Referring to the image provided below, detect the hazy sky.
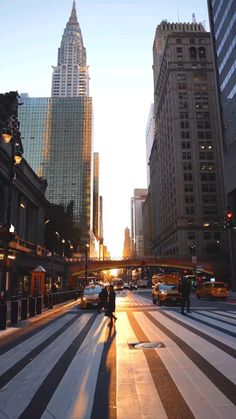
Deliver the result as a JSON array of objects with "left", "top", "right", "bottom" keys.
[{"left": 0, "top": 0, "right": 209, "bottom": 256}]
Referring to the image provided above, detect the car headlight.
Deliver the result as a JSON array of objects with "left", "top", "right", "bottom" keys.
[
  {"left": 82, "top": 297, "right": 87, "bottom": 301},
  {"left": 160, "top": 291, "right": 166, "bottom": 295}
]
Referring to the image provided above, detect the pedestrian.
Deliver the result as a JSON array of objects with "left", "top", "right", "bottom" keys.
[
  {"left": 107, "top": 284, "right": 117, "bottom": 326},
  {"left": 98, "top": 286, "right": 108, "bottom": 313},
  {"left": 178, "top": 276, "right": 191, "bottom": 315}
]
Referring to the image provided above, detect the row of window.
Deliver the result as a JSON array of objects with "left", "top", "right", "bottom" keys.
[{"left": 176, "top": 38, "right": 205, "bottom": 45}]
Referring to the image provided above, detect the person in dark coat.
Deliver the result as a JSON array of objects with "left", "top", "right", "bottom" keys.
[
  {"left": 178, "top": 276, "right": 191, "bottom": 315},
  {"left": 107, "top": 284, "right": 117, "bottom": 326},
  {"left": 98, "top": 286, "right": 108, "bottom": 313}
]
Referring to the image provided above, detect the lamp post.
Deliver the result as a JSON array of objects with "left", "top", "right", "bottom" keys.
[
  {"left": 55, "top": 231, "right": 60, "bottom": 254},
  {"left": 62, "top": 238, "right": 65, "bottom": 258},
  {"left": 85, "top": 243, "right": 89, "bottom": 285},
  {"left": 0, "top": 111, "right": 23, "bottom": 329}
]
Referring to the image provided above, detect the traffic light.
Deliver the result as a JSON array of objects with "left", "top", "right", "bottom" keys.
[{"left": 224, "top": 209, "right": 234, "bottom": 229}]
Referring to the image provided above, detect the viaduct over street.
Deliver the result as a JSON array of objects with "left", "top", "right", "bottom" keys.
[{"left": 67, "top": 257, "right": 215, "bottom": 277}]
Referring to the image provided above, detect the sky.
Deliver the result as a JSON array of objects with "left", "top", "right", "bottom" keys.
[{"left": 0, "top": 0, "right": 209, "bottom": 257}]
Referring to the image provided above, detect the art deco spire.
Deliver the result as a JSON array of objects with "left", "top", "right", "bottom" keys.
[
  {"left": 51, "top": 0, "right": 89, "bottom": 97},
  {"left": 68, "top": 0, "right": 79, "bottom": 27}
]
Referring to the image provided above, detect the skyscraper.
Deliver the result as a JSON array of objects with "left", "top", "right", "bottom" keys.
[
  {"left": 19, "top": 2, "right": 94, "bottom": 251},
  {"left": 131, "top": 189, "right": 147, "bottom": 257},
  {"left": 51, "top": 0, "right": 89, "bottom": 97},
  {"left": 150, "top": 22, "right": 226, "bottom": 262},
  {"left": 208, "top": 0, "right": 236, "bottom": 288},
  {"left": 122, "top": 227, "right": 132, "bottom": 258}
]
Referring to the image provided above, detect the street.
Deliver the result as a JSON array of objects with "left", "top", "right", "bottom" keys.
[{"left": 0, "top": 289, "right": 236, "bottom": 419}]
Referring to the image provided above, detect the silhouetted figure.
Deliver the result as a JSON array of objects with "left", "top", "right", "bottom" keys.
[
  {"left": 107, "top": 285, "right": 117, "bottom": 326},
  {"left": 179, "top": 276, "right": 191, "bottom": 315},
  {"left": 98, "top": 287, "right": 108, "bottom": 313}
]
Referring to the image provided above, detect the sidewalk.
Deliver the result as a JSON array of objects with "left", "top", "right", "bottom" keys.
[
  {"left": 0, "top": 298, "right": 81, "bottom": 339},
  {"left": 228, "top": 290, "right": 236, "bottom": 299}
]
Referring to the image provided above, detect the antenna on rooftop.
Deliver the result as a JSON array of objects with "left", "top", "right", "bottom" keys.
[{"left": 192, "top": 13, "right": 196, "bottom": 23}]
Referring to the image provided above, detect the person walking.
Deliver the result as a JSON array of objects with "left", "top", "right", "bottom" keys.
[
  {"left": 107, "top": 284, "right": 117, "bottom": 326},
  {"left": 178, "top": 276, "right": 191, "bottom": 315},
  {"left": 98, "top": 286, "right": 108, "bottom": 313}
]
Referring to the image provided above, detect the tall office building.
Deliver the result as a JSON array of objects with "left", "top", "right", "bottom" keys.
[
  {"left": 150, "top": 22, "right": 226, "bottom": 261},
  {"left": 131, "top": 189, "right": 147, "bottom": 257},
  {"left": 19, "top": 2, "right": 94, "bottom": 250},
  {"left": 122, "top": 227, "right": 132, "bottom": 258},
  {"left": 208, "top": 0, "right": 236, "bottom": 287},
  {"left": 51, "top": 0, "right": 89, "bottom": 97}
]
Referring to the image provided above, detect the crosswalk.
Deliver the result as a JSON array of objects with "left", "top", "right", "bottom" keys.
[{"left": 0, "top": 302, "right": 236, "bottom": 418}]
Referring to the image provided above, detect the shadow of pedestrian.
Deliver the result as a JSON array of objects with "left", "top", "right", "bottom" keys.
[{"left": 90, "top": 321, "right": 117, "bottom": 418}]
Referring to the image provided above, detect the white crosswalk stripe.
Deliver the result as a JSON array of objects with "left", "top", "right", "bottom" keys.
[{"left": 0, "top": 304, "right": 236, "bottom": 418}]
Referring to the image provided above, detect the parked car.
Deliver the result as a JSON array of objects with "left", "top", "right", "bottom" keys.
[
  {"left": 196, "top": 282, "right": 228, "bottom": 300},
  {"left": 81, "top": 284, "right": 103, "bottom": 309},
  {"left": 152, "top": 283, "right": 182, "bottom": 306}
]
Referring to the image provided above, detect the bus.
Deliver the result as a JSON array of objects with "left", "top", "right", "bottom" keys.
[{"left": 113, "top": 278, "right": 124, "bottom": 291}]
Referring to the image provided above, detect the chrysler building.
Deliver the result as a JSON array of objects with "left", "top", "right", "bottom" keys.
[{"left": 51, "top": 1, "right": 89, "bottom": 97}]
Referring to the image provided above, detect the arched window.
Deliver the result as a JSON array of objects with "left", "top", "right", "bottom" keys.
[
  {"left": 199, "top": 47, "right": 206, "bottom": 58},
  {"left": 190, "top": 47, "right": 197, "bottom": 58}
]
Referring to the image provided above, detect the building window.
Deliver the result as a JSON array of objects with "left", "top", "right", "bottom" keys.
[
  {"left": 186, "top": 206, "right": 195, "bottom": 215},
  {"left": 190, "top": 47, "right": 197, "bottom": 58},
  {"left": 188, "top": 232, "right": 195, "bottom": 239},
  {"left": 182, "top": 151, "right": 192, "bottom": 160},
  {"left": 177, "top": 73, "right": 186, "bottom": 80},
  {"left": 199, "top": 47, "right": 206, "bottom": 58},
  {"left": 182, "top": 141, "right": 190, "bottom": 149},
  {"left": 185, "top": 184, "right": 193, "bottom": 192}
]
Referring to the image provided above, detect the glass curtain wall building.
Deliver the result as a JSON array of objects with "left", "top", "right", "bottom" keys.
[
  {"left": 208, "top": 0, "right": 236, "bottom": 289},
  {"left": 208, "top": 0, "right": 236, "bottom": 199},
  {"left": 19, "top": 96, "right": 93, "bottom": 246}
]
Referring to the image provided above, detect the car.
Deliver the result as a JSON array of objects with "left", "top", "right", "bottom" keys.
[
  {"left": 81, "top": 284, "right": 103, "bottom": 309},
  {"left": 152, "top": 283, "right": 182, "bottom": 306},
  {"left": 123, "top": 282, "right": 130, "bottom": 289},
  {"left": 129, "top": 282, "right": 137, "bottom": 290},
  {"left": 196, "top": 281, "right": 228, "bottom": 300}
]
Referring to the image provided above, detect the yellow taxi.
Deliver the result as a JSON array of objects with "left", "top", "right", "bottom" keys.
[{"left": 196, "top": 281, "right": 228, "bottom": 301}]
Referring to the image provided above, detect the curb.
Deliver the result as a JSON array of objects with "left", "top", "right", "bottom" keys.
[{"left": 0, "top": 298, "right": 81, "bottom": 339}]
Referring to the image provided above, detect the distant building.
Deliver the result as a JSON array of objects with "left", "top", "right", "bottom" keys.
[
  {"left": 131, "top": 189, "right": 147, "bottom": 257},
  {"left": 122, "top": 227, "right": 132, "bottom": 258},
  {"left": 150, "top": 21, "right": 226, "bottom": 261}
]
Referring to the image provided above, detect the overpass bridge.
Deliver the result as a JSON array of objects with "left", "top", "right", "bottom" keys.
[{"left": 67, "top": 257, "right": 214, "bottom": 277}]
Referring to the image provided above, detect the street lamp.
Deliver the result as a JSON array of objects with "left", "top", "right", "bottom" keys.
[
  {"left": 62, "top": 238, "right": 65, "bottom": 258},
  {"left": 85, "top": 243, "right": 89, "bottom": 284},
  {"left": 0, "top": 111, "right": 23, "bottom": 329},
  {"left": 55, "top": 231, "right": 60, "bottom": 254}
]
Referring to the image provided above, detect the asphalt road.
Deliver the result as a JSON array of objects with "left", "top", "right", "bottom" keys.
[{"left": 0, "top": 289, "right": 236, "bottom": 418}]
